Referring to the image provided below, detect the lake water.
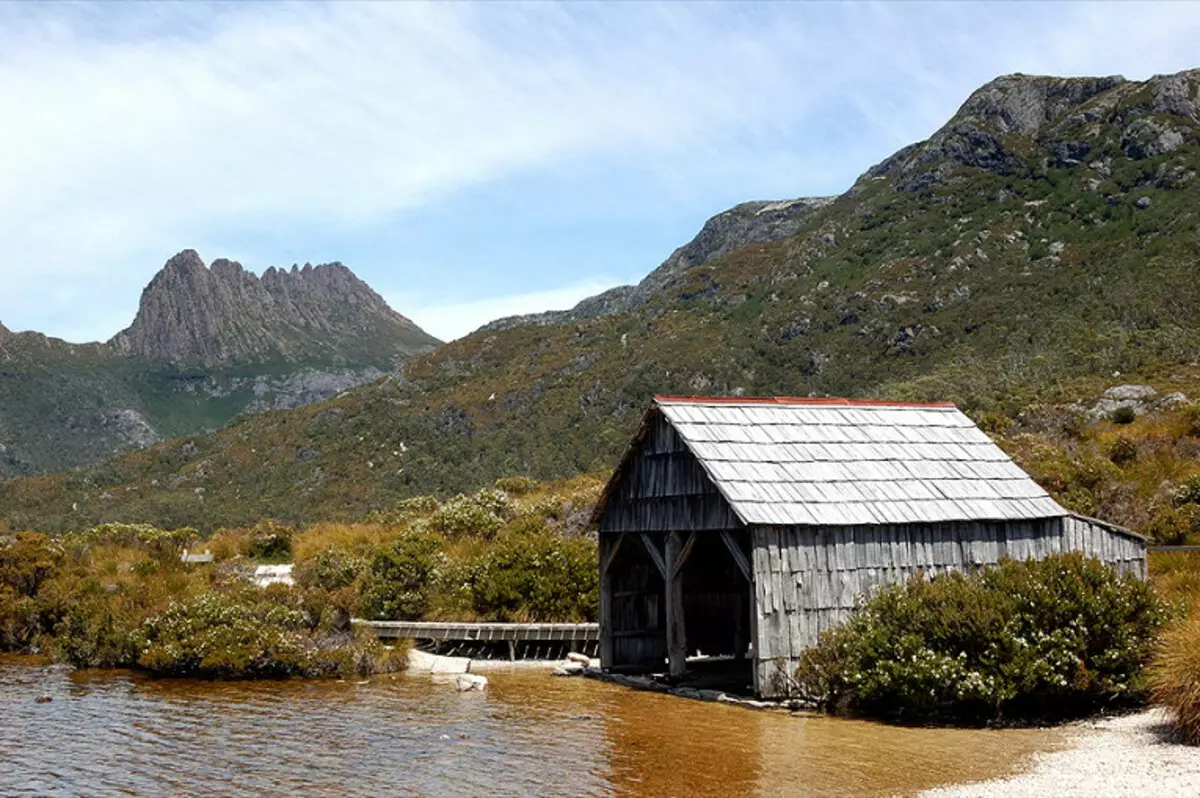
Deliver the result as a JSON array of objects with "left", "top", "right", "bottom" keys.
[{"left": 0, "top": 655, "right": 1062, "bottom": 797}]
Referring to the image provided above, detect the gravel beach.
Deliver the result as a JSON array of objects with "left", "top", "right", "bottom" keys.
[{"left": 922, "top": 709, "right": 1200, "bottom": 798}]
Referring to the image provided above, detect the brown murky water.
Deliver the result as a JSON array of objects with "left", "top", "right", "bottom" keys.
[{"left": 0, "top": 655, "right": 1062, "bottom": 797}]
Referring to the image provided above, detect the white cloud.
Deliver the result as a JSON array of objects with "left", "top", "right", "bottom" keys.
[
  {"left": 1, "top": 2, "right": 1200, "bottom": 341},
  {"left": 395, "top": 277, "right": 620, "bottom": 343}
]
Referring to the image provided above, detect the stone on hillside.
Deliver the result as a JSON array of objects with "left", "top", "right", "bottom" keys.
[
  {"left": 1136, "top": 196, "right": 1152, "bottom": 209},
  {"left": 1158, "top": 392, "right": 1191, "bottom": 410},
  {"left": 1105, "top": 385, "right": 1157, "bottom": 401},
  {"left": 1089, "top": 384, "right": 1158, "bottom": 420}
]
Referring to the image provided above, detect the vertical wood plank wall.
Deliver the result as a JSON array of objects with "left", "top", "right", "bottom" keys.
[
  {"left": 599, "top": 410, "right": 746, "bottom": 669},
  {"left": 751, "top": 516, "right": 1147, "bottom": 697}
]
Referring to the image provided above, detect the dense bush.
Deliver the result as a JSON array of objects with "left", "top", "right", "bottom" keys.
[
  {"left": 296, "top": 545, "right": 364, "bottom": 592},
  {"left": 467, "top": 518, "right": 598, "bottom": 622},
  {"left": 0, "top": 533, "right": 62, "bottom": 597},
  {"left": 356, "top": 532, "right": 442, "bottom": 620},
  {"left": 134, "top": 589, "right": 312, "bottom": 677},
  {"left": 1112, "top": 406, "right": 1137, "bottom": 425},
  {"left": 422, "top": 491, "right": 511, "bottom": 538},
  {"left": 495, "top": 476, "right": 538, "bottom": 495},
  {"left": 1149, "top": 613, "right": 1200, "bottom": 744},
  {"left": 1146, "top": 505, "right": 1200, "bottom": 546},
  {"left": 1107, "top": 435, "right": 1139, "bottom": 466},
  {"left": 794, "top": 554, "right": 1169, "bottom": 723},
  {"left": 68, "top": 523, "right": 196, "bottom": 560},
  {"left": 242, "top": 519, "right": 294, "bottom": 562}
]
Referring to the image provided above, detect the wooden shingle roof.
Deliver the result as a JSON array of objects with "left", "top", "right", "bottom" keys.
[{"left": 651, "top": 395, "right": 1066, "bottom": 527}]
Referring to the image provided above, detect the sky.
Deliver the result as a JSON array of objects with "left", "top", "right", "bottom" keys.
[{"left": 2, "top": 2, "right": 1200, "bottom": 343}]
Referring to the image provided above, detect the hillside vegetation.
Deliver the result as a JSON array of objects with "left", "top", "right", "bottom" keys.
[
  {"left": 3, "top": 69, "right": 1200, "bottom": 536},
  {"left": 0, "top": 477, "right": 600, "bottom": 676}
]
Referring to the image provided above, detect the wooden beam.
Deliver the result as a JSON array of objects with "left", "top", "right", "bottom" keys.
[
  {"left": 639, "top": 533, "right": 668, "bottom": 580},
  {"left": 600, "top": 532, "right": 625, "bottom": 578},
  {"left": 670, "top": 531, "right": 697, "bottom": 580},
  {"left": 664, "top": 530, "right": 687, "bottom": 678},
  {"left": 720, "top": 529, "right": 752, "bottom": 582},
  {"left": 599, "top": 535, "right": 615, "bottom": 670}
]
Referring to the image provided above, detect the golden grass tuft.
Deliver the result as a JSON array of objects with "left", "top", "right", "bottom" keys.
[{"left": 1150, "top": 613, "right": 1200, "bottom": 744}]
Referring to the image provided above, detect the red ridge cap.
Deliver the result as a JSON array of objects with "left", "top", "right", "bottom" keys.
[{"left": 653, "top": 394, "right": 957, "bottom": 409}]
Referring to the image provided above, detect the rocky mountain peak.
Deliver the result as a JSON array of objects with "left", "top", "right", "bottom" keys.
[
  {"left": 954, "top": 73, "right": 1126, "bottom": 137},
  {"left": 862, "top": 68, "right": 1200, "bottom": 192},
  {"left": 108, "top": 250, "right": 439, "bottom": 367}
]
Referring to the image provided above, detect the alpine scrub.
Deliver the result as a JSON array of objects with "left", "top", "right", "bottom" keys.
[{"left": 794, "top": 554, "right": 1170, "bottom": 723}]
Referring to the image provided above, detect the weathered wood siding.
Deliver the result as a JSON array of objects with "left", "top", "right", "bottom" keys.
[
  {"left": 752, "top": 516, "right": 1148, "bottom": 697},
  {"left": 598, "top": 411, "right": 742, "bottom": 535}
]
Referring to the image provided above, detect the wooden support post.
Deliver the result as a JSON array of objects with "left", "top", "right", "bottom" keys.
[
  {"left": 665, "top": 530, "right": 687, "bottom": 678},
  {"left": 599, "top": 534, "right": 617, "bottom": 670},
  {"left": 508, "top": 640, "right": 516, "bottom": 662},
  {"left": 639, "top": 533, "right": 667, "bottom": 580},
  {"left": 720, "top": 530, "right": 752, "bottom": 582}
]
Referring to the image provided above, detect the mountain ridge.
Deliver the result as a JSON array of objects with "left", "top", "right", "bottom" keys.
[
  {"left": 110, "top": 249, "right": 438, "bottom": 367},
  {"left": 5, "top": 66, "right": 1200, "bottom": 531},
  {"left": 0, "top": 251, "right": 439, "bottom": 477}
]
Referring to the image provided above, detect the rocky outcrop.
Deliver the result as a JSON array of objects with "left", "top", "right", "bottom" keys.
[
  {"left": 480, "top": 197, "right": 834, "bottom": 332},
  {"left": 109, "top": 250, "right": 439, "bottom": 367},
  {"left": 1086, "top": 385, "right": 1193, "bottom": 420},
  {"left": 864, "top": 70, "right": 1200, "bottom": 192},
  {"left": 188, "top": 367, "right": 387, "bottom": 413}
]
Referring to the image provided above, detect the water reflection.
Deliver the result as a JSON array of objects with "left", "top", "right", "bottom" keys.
[{"left": 0, "top": 656, "right": 1060, "bottom": 797}]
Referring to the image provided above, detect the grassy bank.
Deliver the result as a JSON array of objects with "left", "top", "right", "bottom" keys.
[{"left": 0, "top": 476, "right": 602, "bottom": 678}]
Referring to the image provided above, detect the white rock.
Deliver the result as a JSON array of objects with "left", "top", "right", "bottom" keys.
[
  {"left": 566, "top": 652, "right": 591, "bottom": 665},
  {"left": 553, "top": 663, "right": 585, "bottom": 677},
  {"left": 406, "top": 649, "right": 470, "bottom": 674},
  {"left": 455, "top": 673, "right": 488, "bottom": 692},
  {"left": 251, "top": 564, "right": 294, "bottom": 587},
  {"left": 1104, "top": 384, "right": 1157, "bottom": 401}
]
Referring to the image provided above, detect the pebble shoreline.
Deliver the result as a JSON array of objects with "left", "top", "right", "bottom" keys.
[{"left": 922, "top": 709, "right": 1200, "bottom": 798}]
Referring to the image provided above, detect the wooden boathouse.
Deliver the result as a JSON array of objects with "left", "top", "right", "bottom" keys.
[{"left": 592, "top": 396, "right": 1147, "bottom": 698}]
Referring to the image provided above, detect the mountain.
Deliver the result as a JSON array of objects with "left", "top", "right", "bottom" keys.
[
  {"left": 4, "top": 67, "right": 1200, "bottom": 532},
  {"left": 109, "top": 250, "right": 433, "bottom": 367},
  {"left": 480, "top": 196, "right": 835, "bottom": 332},
  {"left": 0, "top": 252, "right": 438, "bottom": 478}
]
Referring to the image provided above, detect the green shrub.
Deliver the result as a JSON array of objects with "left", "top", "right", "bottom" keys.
[
  {"left": 1147, "top": 505, "right": 1200, "bottom": 546},
  {"left": 243, "top": 519, "right": 294, "bottom": 562},
  {"left": 0, "top": 587, "right": 40, "bottom": 650},
  {"left": 1111, "top": 406, "right": 1137, "bottom": 425},
  {"left": 1150, "top": 613, "right": 1200, "bottom": 744},
  {"left": 495, "top": 476, "right": 538, "bottom": 495},
  {"left": 51, "top": 583, "right": 141, "bottom": 668},
  {"left": 423, "top": 491, "right": 510, "bottom": 538},
  {"left": 356, "top": 532, "right": 441, "bottom": 620},
  {"left": 1174, "top": 477, "right": 1200, "bottom": 508},
  {"left": 134, "top": 589, "right": 312, "bottom": 678},
  {"left": 296, "top": 546, "right": 364, "bottom": 592},
  {"left": 794, "top": 554, "right": 1169, "bottom": 722},
  {"left": 0, "top": 533, "right": 62, "bottom": 596},
  {"left": 71, "top": 524, "right": 196, "bottom": 559},
  {"left": 1107, "top": 435, "right": 1139, "bottom": 466},
  {"left": 468, "top": 519, "right": 598, "bottom": 622}
]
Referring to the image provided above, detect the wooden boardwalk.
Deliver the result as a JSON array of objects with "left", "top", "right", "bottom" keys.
[{"left": 354, "top": 620, "right": 599, "bottom": 643}]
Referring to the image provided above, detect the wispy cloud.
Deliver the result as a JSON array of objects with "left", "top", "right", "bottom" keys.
[
  {"left": 395, "top": 277, "right": 620, "bottom": 343},
  {"left": 1, "top": 2, "right": 1199, "bottom": 341}
]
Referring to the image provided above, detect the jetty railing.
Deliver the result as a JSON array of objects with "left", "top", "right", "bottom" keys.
[{"left": 353, "top": 620, "right": 598, "bottom": 642}]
